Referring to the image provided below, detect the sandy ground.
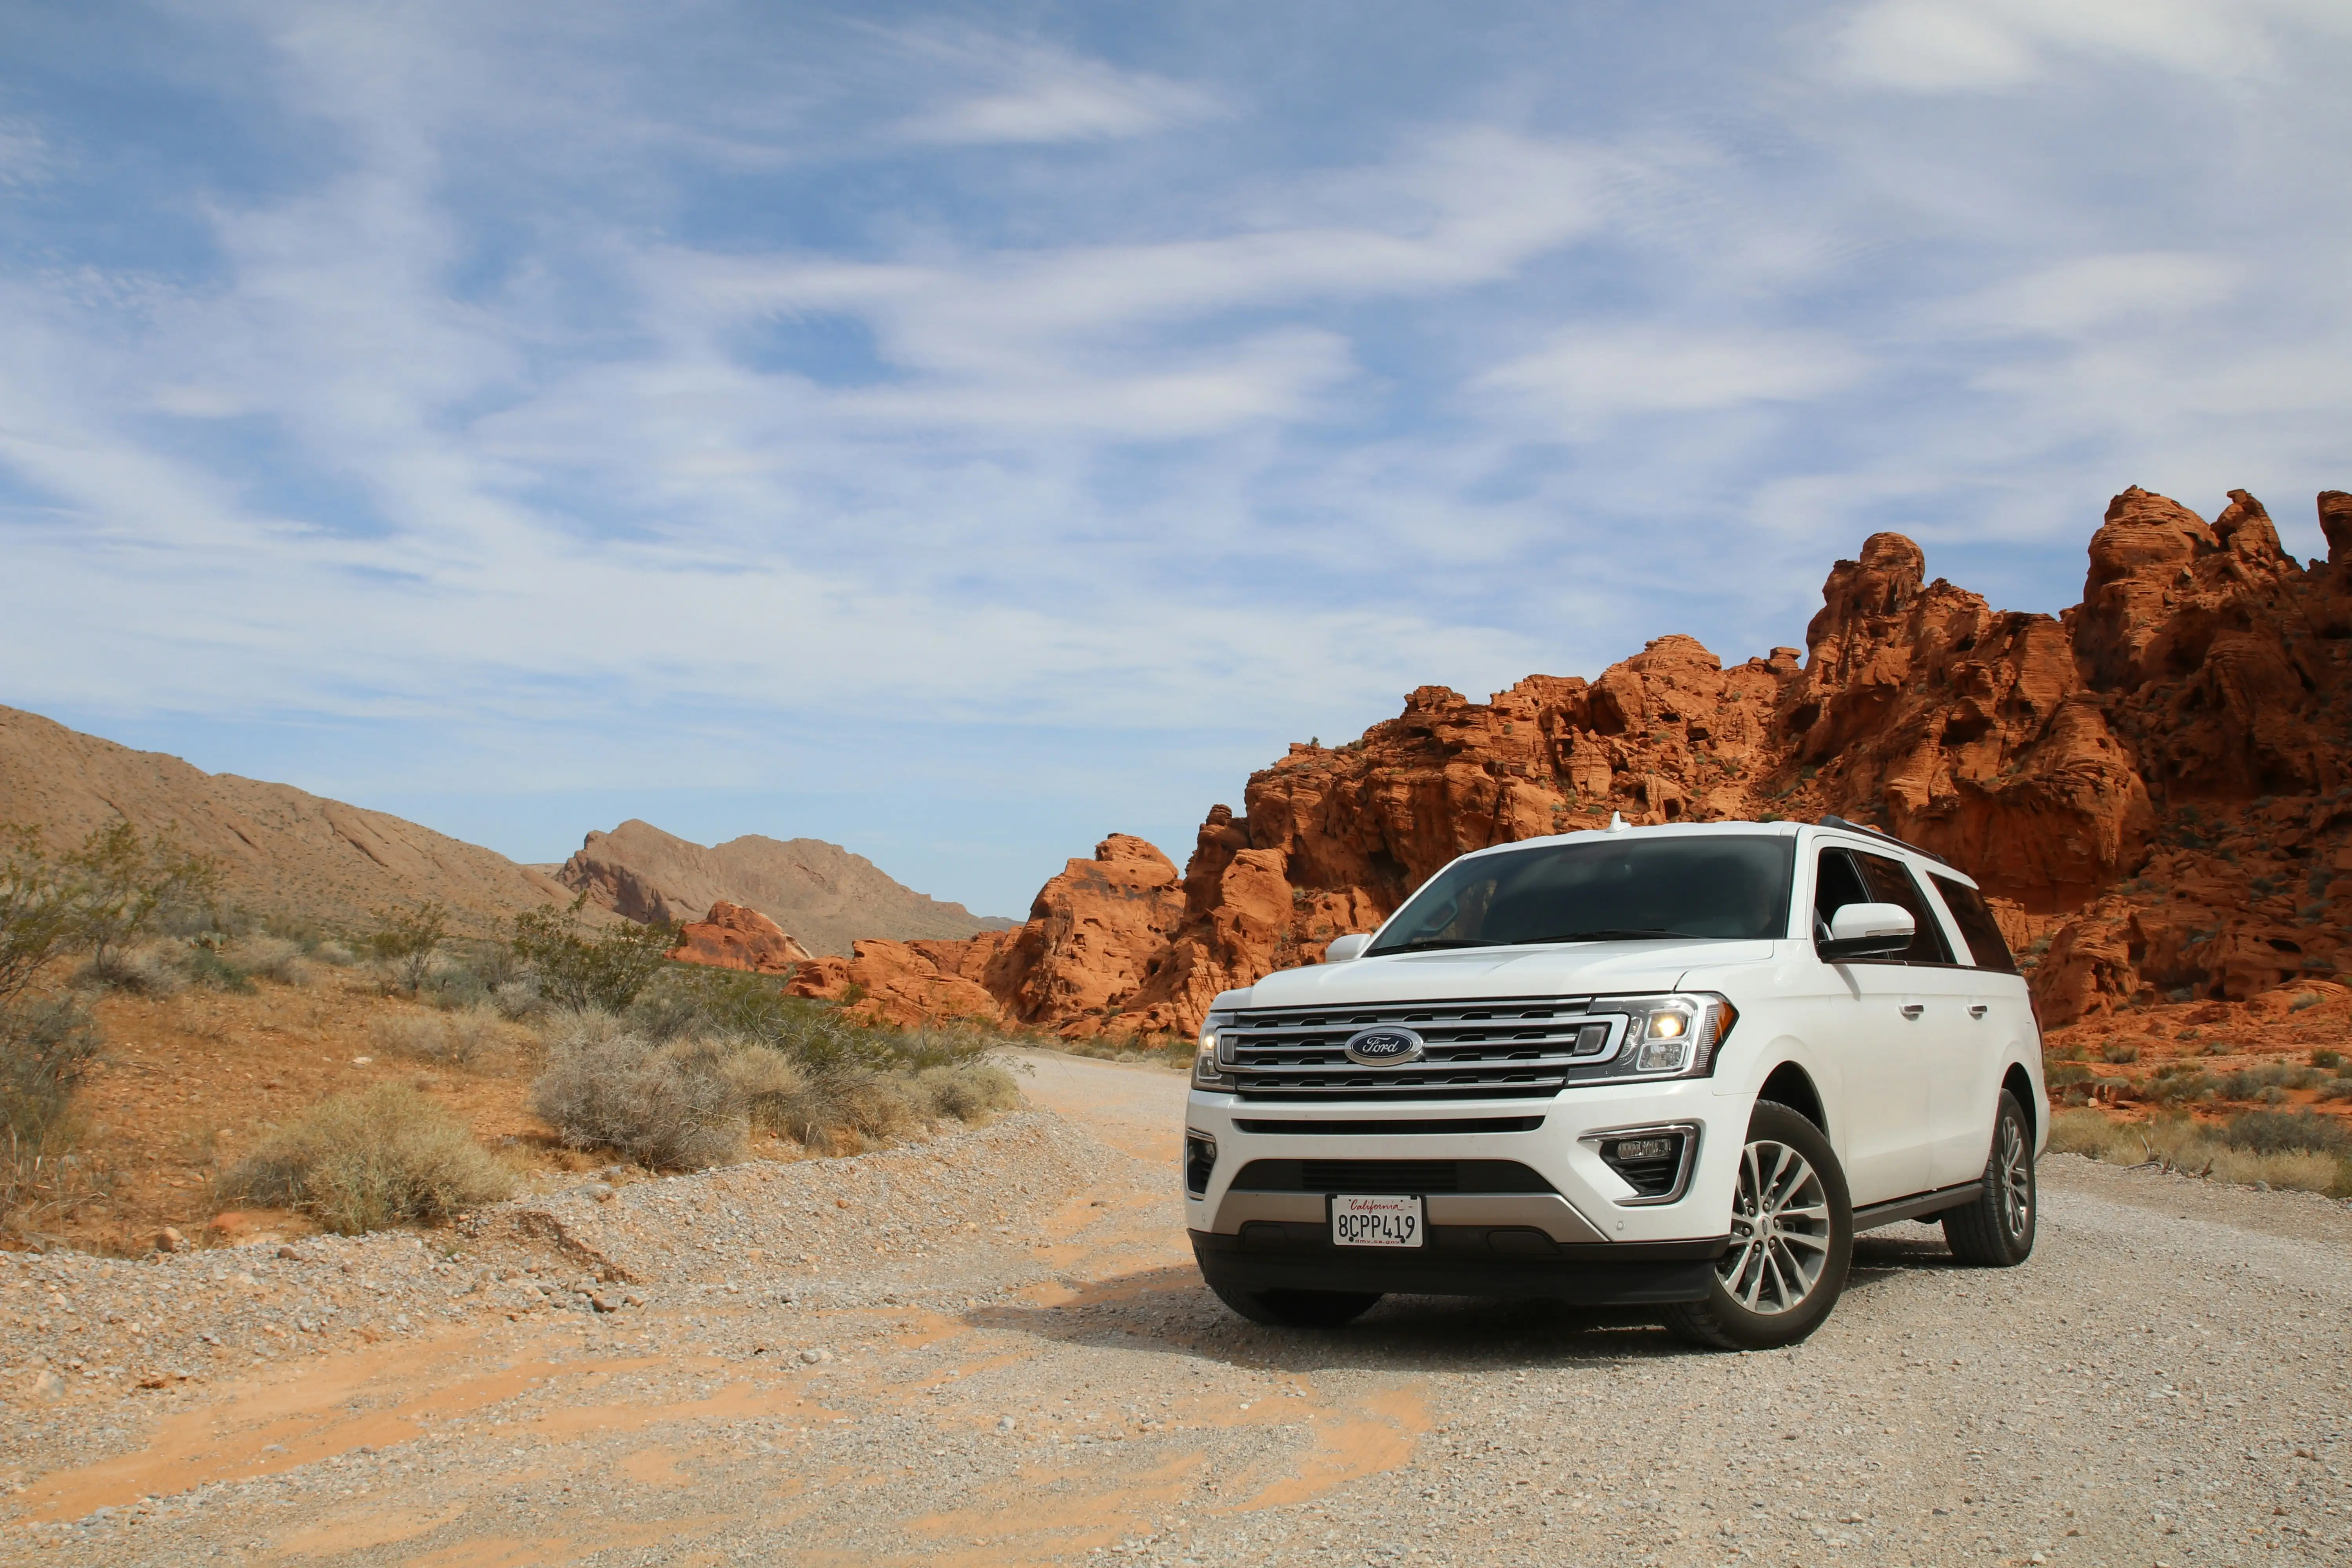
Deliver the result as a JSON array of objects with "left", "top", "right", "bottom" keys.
[{"left": 7, "top": 1051, "right": 2352, "bottom": 1567}]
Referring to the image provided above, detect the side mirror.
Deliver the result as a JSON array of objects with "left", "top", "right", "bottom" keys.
[
  {"left": 1818, "top": 902, "right": 1915, "bottom": 962},
  {"left": 1325, "top": 933, "right": 1372, "bottom": 963}
]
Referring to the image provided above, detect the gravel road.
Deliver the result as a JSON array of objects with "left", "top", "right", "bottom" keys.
[{"left": 6, "top": 1052, "right": 2352, "bottom": 1567}]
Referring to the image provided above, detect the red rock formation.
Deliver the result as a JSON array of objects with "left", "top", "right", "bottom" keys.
[
  {"left": 847, "top": 486, "right": 2352, "bottom": 1043},
  {"left": 668, "top": 901, "right": 813, "bottom": 975}
]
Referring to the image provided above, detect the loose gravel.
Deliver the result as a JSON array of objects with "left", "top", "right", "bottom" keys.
[{"left": 5, "top": 1065, "right": 2352, "bottom": 1567}]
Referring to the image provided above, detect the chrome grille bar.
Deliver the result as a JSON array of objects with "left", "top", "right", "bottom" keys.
[{"left": 1219, "top": 996, "right": 1626, "bottom": 1102}]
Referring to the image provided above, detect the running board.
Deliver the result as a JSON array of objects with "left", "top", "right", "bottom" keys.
[{"left": 1853, "top": 1183, "right": 1978, "bottom": 1232}]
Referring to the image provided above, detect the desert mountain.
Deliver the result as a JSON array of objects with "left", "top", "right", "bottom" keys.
[
  {"left": 776, "top": 485, "right": 2352, "bottom": 1038},
  {"left": 558, "top": 819, "right": 1016, "bottom": 958},
  {"left": 0, "top": 704, "right": 573, "bottom": 927}
]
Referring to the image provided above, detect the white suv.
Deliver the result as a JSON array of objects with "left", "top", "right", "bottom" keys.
[{"left": 1183, "top": 816, "right": 2044, "bottom": 1349}]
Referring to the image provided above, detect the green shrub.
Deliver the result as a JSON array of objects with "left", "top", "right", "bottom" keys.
[
  {"left": 2313, "top": 1048, "right": 2343, "bottom": 1070},
  {"left": 2044, "top": 1062, "right": 2094, "bottom": 1089},
  {"left": 223, "top": 1083, "right": 514, "bottom": 1233},
  {"left": 2, "top": 996, "right": 102, "bottom": 1154},
  {"left": 368, "top": 902, "right": 448, "bottom": 996},
  {"left": 183, "top": 945, "right": 254, "bottom": 993},
  {"left": 511, "top": 899, "right": 679, "bottom": 1013},
  {"left": 2101, "top": 1042, "right": 2140, "bottom": 1065}
]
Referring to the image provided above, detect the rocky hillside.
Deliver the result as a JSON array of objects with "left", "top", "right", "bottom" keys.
[
  {"left": 0, "top": 705, "right": 572, "bottom": 928},
  {"left": 784, "top": 485, "right": 2352, "bottom": 1039},
  {"left": 559, "top": 819, "right": 1016, "bottom": 958}
]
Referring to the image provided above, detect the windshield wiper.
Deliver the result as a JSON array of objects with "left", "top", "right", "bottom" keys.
[
  {"left": 1374, "top": 938, "right": 1497, "bottom": 954},
  {"left": 1511, "top": 927, "right": 1694, "bottom": 944}
]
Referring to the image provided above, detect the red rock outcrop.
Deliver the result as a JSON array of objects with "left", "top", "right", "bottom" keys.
[
  {"left": 668, "top": 901, "right": 814, "bottom": 975},
  {"left": 847, "top": 486, "right": 2352, "bottom": 1042}
]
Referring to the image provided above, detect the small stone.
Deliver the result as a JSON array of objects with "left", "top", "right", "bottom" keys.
[{"left": 154, "top": 1228, "right": 187, "bottom": 1254}]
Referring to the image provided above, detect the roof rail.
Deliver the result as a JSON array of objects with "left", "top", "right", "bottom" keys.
[{"left": 1815, "top": 814, "right": 1949, "bottom": 865}]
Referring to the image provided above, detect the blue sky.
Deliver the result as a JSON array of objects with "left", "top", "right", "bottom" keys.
[{"left": 3, "top": 1, "right": 2349, "bottom": 917}]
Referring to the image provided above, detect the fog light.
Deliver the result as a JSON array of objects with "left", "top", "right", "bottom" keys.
[
  {"left": 1184, "top": 1132, "right": 1217, "bottom": 1197},
  {"left": 1587, "top": 1124, "right": 1698, "bottom": 1203}
]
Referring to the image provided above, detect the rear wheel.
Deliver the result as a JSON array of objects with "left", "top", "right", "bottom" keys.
[
  {"left": 1942, "top": 1090, "right": 2036, "bottom": 1267},
  {"left": 1662, "top": 1102, "right": 1853, "bottom": 1351},
  {"left": 1208, "top": 1283, "right": 1382, "bottom": 1328}
]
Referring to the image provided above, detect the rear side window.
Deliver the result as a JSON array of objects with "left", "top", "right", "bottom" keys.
[{"left": 1929, "top": 874, "right": 2020, "bottom": 974}]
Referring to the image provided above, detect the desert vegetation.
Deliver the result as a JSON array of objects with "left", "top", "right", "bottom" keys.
[
  {"left": 219, "top": 1081, "right": 516, "bottom": 1233},
  {"left": 2049, "top": 1106, "right": 2352, "bottom": 1197}
]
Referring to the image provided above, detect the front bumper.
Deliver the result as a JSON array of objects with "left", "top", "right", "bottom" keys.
[
  {"left": 1184, "top": 1078, "right": 1743, "bottom": 1249},
  {"left": 1191, "top": 1228, "right": 1724, "bottom": 1304}
]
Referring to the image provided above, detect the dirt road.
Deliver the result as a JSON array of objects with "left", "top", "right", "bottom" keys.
[{"left": 8, "top": 1052, "right": 2352, "bottom": 1566}]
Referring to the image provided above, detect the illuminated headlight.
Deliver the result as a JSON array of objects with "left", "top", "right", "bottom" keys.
[
  {"left": 1592, "top": 993, "right": 1738, "bottom": 1078},
  {"left": 1194, "top": 1012, "right": 1234, "bottom": 1089}
]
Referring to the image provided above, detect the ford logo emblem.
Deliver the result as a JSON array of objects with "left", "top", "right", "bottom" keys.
[{"left": 1343, "top": 1026, "right": 1426, "bottom": 1066}]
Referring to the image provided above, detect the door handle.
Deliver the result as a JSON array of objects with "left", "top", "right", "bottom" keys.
[
  {"left": 1969, "top": 1004, "right": 1989, "bottom": 1019},
  {"left": 1900, "top": 1004, "right": 1924, "bottom": 1020}
]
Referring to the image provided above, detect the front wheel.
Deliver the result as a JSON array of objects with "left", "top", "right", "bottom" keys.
[
  {"left": 1941, "top": 1090, "right": 2036, "bottom": 1267},
  {"left": 1662, "top": 1102, "right": 1853, "bottom": 1351},
  {"left": 1208, "top": 1282, "right": 1382, "bottom": 1328}
]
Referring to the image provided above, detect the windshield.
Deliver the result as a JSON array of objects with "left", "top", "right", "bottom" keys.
[{"left": 1365, "top": 835, "right": 1795, "bottom": 955}]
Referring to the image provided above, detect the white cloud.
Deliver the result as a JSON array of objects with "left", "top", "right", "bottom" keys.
[
  {"left": 1476, "top": 326, "right": 1870, "bottom": 428},
  {"left": 1960, "top": 252, "right": 2240, "bottom": 337},
  {"left": 897, "top": 50, "right": 1219, "bottom": 144},
  {"left": 1832, "top": 0, "right": 2294, "bottom": 91}
]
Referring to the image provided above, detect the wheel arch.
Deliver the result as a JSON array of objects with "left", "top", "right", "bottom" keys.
[
  {"left": 1755, "top": 1060, "right": 1828, "bottom": 1136},
  {"left": 2002, "top": 1060, "right": 2039, "bottom": 1148}
]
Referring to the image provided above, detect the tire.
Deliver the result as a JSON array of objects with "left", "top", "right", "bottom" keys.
[
  {"left": 1942, "top": 1090, "right": 2036, "bottom": 1267},
  {"left": 1208, "top": 1282, "right": 1382, "bottom": 1328},
  {"left": 1662, "top": 1102, "right": 1854, "bottom": 1351}
]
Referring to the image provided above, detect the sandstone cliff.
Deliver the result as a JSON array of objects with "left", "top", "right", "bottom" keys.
[
  {"left": 786, "top": 485, "right": 2352, "bottom": 1040},
  {"left": 558, "top": 819, "right": 1016, "bottom": 958},
  {"left": 0, "top": 704, "right": 574, "bottom": 928}
]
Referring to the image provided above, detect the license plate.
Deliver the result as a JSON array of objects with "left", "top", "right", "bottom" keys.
[{"left": 1330, "top": 1194, "right": 1424, "bottom": 1248}]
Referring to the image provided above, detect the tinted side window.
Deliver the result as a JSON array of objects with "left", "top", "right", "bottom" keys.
[
  {"left": 1929, "top": 874, "right": 2020, "bottom": 974},
  {"left": 1852, "top": 851, "right": 1956, "bottom": 964},
  {"left": 1811, "top": 848, "right": 1872, "bottom": 939}
]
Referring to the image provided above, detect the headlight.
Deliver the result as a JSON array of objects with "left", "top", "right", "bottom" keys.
[
  {"left": 1590, "top": 993, "right": 1737, "bottom": 1078},
  {"left": 1194, "top": 1012, "right": 1234, "bottom": 1089}
]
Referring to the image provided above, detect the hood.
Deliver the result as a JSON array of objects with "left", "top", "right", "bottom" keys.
[{"left": 1227, "top": 938, "right": 1781, "bottom": 1010}]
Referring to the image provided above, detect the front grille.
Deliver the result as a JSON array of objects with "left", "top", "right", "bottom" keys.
[
  {"left": 1219, "top": 996, "right": 1623, "bottom": 1101},
  {"left": 1230, "top": 1159, "right": 1556, "bottom": 1194}
]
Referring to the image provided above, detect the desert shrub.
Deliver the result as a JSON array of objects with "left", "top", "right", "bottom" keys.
[
  {"left": 2320, "top": 1077, "right": 2352, "bottom": 1102},
  {"left": 2214, "top": 1063, "right": 2320, "bottom": 1099},
  {"left": 2101, "top": 1042, "right": 2140, "bottom": 1065},
  {"left": 2048, "top": 1107, "right": 2352, "bottom": 1197},
  {"left": 312, "top": 940, "right": 357, "bottom": 967},
  {"left": 368, "top": 1006, "right": 508, "bottom": 1069},
  {"left": 368, "top": 902, "right": 448, "bottom": 996},
  {"left": 2313, "top": 1048, "right": 2344, "bottom": 1070},
  {"left": 2144, "top": 1069, "right": 2213, "bottom": 1107},
  {"left": 63, "top": 822, "right": 218, "bottom": 975},
  {"left": 2, "top": 996, "right": 102, "bottom": 1155},
  {"left": 2220, "top": 1109, "right": 2352, "bottom": 1158},
  {"left": 2044, "top": 1062, "right": 2094, "bottom": 1089},
  {"left": 76, "top": 942, "right": 187, "bottom": 996},
  {"left": 529, "top": 1014, "right": 749, "bottom": 1169},
  {"left": 182, "top": 944, "right": 254, "bottom": 993},
  {"left": 916, "top": 1060, "right": 1022, "bottom": 1121},
  {"left": 2289, "top": 992, "right": 2322, "bottom": 1013},
  {"left": 233, "top": 935, "right": 313, "bottom": 987},
  {"left": 222, "top": 1083, "right": 514, "bottom": 1234},
  {"left": 511, "top": 899, "right": 679, "bottom": 1014}
]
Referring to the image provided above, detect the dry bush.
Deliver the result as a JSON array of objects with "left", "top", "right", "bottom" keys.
[
  {"left": 916, "top": 1061, "right": 1022, "bottom": 1121},
  {"left": 529, "top": 1015, "right": 749, "bottom": 1170},
  {"left": 232, "top": 935, "right": 313, "bottom": 987},
  {"left": 368, "top": 1006, "right": 511, "bottom": 1069},
  {"left": 223, "top": 1083, "right": 514, "bottom": 1234},
  {"left": 2049, "top": 1107, "right": 2352, "bottom": 1197},
  {"left": 74, "top": 943, "right": 185, "bottom": 996}
]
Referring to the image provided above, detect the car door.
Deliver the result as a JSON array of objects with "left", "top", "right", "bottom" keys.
[
  {"left": 1846, "top": 848, "right": 1976, "bottom": 1194},
  {"left": 1924, "top": 871, "right": 2029, "bottom": 1187},
  {"left": 1805, "top": 844, "right": 1933, "bottom": 1205}
]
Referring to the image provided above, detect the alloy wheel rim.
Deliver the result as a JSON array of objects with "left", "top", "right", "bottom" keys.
[
  {"left": 1718, "top": 1138, "right": 1833, "bottom": 1315},
  {"left": 1998, "top": 1116, "right": 2032, "bottom": 1239}
]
